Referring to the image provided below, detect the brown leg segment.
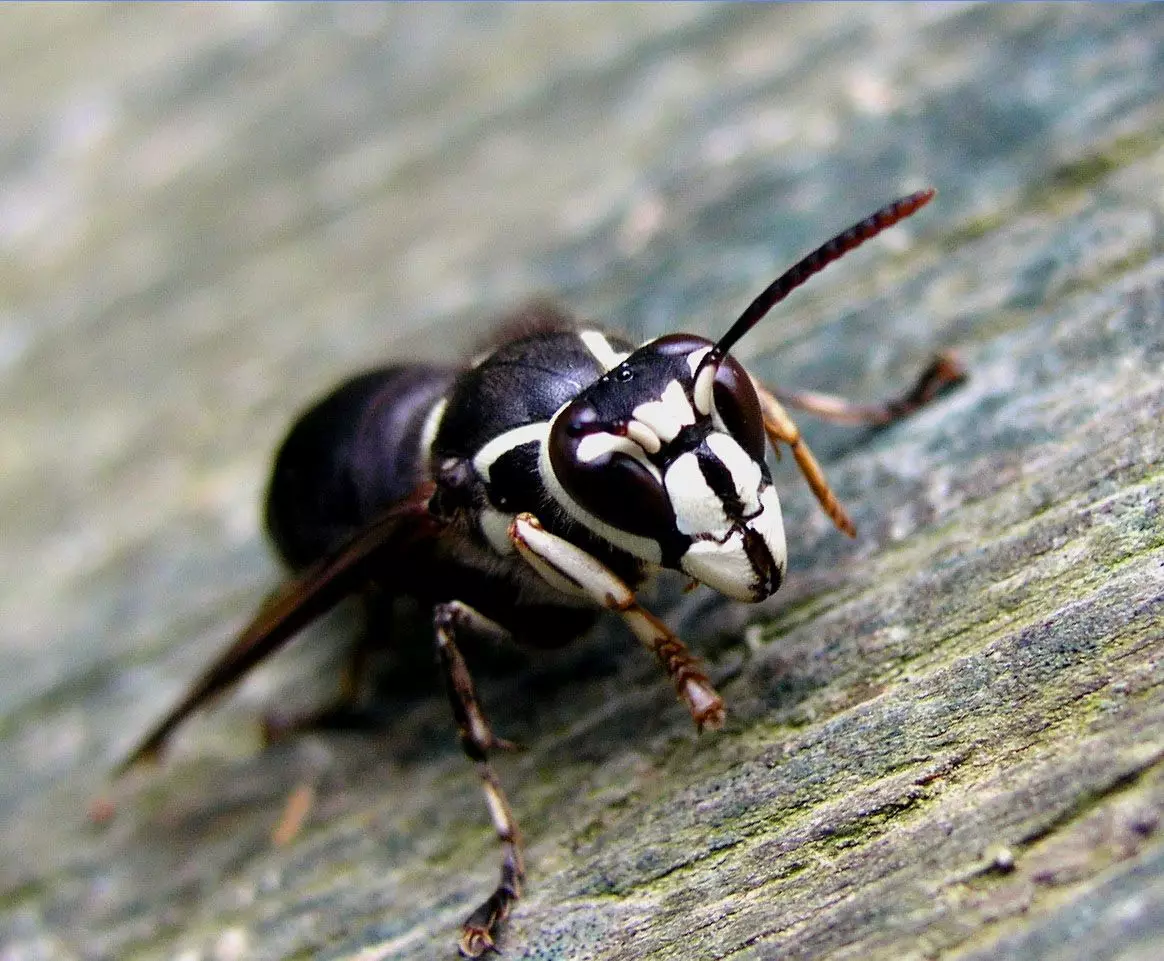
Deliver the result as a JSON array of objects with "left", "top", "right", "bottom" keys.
[
  {"left": 260, "top": 624, "right": 384, "bottom": 744},
  {"left": 508, "top": 513, "right": 725, "bottom": 731},
  {"left": 618, "top": 604, "right": 726, "bottom": 731},
  {"left": 752, "top": 353, "right": 966, "bottom": 538},
  {"left": 766, "top": 352, "right": 967, "bottom": 426},
  {"left": 433, "top": 601, "right": 524, "bottom": 958},
  {"left": 753, "top": 384, "right": 857, "bottom": 537}
]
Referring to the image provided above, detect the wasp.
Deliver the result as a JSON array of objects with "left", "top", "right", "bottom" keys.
[{"left": 121, "top": 190, "right": 964, "bottom": 956}]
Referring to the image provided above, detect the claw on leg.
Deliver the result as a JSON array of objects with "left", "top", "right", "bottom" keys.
[{"left": 459, "top": 841, "right": 523, "bottom": 957}]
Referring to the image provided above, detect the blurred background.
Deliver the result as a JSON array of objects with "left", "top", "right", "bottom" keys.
[{"left": 2, "top": 5, "right": 1161, "bottom": 960}]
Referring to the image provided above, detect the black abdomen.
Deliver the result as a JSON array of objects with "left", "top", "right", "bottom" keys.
[{"left": 265, "top": 365, "right": 455, "bottom": 570}]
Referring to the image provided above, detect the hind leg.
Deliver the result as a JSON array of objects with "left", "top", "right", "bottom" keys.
[{"left": 260, "top": 610, "right": 387, "bottom": 743}]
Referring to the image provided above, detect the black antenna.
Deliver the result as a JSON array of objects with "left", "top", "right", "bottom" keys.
[{"left": 696, "top": 189, "right": 936, "bottom": 381}]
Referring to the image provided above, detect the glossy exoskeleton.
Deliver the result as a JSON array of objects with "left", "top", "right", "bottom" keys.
[{"left": 122, "top": 190, "right": 965, "bottom": 956}]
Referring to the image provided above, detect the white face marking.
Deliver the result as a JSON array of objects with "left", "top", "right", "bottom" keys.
[
  {"left": 687, "top": 346, "right": 713, "bottom": 377},
  {"left": 693, "top": 362, "right": 716, "bottom": 417},
  {"left": 576, "top": 432, "right": 663, "bottom": 483},
  {"left": 579, "top": 329, "right": 631, "bottom": 371},
  {"left": 672, "top": 437, "right": 786, "bottom": 601},
  {"left": 680, "top": 531, "right": 758, "bottom": 602},
  {"left": 688, "top": 347, "right": 715, "bottom": 416},
  {"left": 753, "top": 485, "right": 787, "bottom": 572},
  {"left": 472, "top": 421, "right": 550, "bottom": 482},
  {"left": 625, "top": 418, "right": 662, "bottom": 454},
  {"left": 664, "top": 451, "right": 730, "bottom": 537},
  {"left": 706, "top": 432, "right": 762, "bottom": 514},
  {"left": 539, "top": 409, "right": 664, "bottom": 565},
  {"left": 419, "top": 397, "right": 448, "bottom": 474},
  {"left": 632, "top": 379, "right": 696, "bottom": 442}
]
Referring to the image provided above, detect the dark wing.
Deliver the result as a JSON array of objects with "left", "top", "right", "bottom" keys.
[{"left": 119, "top": 483, "right": 441, "bottom": 772}]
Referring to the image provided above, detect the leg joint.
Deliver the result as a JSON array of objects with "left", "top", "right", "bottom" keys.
[{"left": 433, "top": 599, "right": 468, "bottom": 634}]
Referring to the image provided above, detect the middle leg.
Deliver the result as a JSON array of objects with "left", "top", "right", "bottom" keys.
[
  {"left": 433, "top": 600, "right": 523, "bottom": 958},
  {"left": 753, "top": 382, "right": 856, "bottom": 537}
]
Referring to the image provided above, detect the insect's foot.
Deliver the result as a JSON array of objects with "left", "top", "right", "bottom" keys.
[
  {"left": 881, "top": 350, "right": 969, "bottom": 423},
  {"left": 458, "top": 899, "right": 504, "bottom": 958},
  {"left": 459, "top": 863, "right": 520, "bottom": 957},
  {"left": 458, "top": 926, "right": 496, "bottom": 958},
  {"left": 684, "top": 676, "right": 726, "bottom": 731},
  {"left": 927, "top": 351, "right": 969, "bottom": 394},
  {"left": 696, "top": 705, "right": 727, "bottom": 732}
]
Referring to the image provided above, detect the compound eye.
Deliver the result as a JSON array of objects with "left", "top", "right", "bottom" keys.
[
  {"left": 549, "top": 404, "right": 674, "bottom": 542},
  {"left": 713, "top": 355, "right": 766, "bottom": 461},
  {"left": 574, "top": 449, "right": 673, "bottom": 540}
]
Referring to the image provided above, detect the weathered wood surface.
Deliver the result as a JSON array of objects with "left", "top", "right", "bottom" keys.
[{"left": 1, "top": 5, "right": 1161, "bottom": 960}]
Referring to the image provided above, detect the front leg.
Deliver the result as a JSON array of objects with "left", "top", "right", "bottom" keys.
[
  {"left": 508, "top": 513, "right": 725, "bottom": 731},
  {"left": 752, "top": 353, "right": 966, "bottom": 538},
  {"left": 433, "top": 601, "right": 523, "bottom": 958},
  {"left": 753, "top": 383, "right": 856, "bottom": 537}
]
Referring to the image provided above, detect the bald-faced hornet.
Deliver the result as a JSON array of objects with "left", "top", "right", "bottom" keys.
[{"left": 122, "top": 190, "right": 964, "bottom": 956}]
